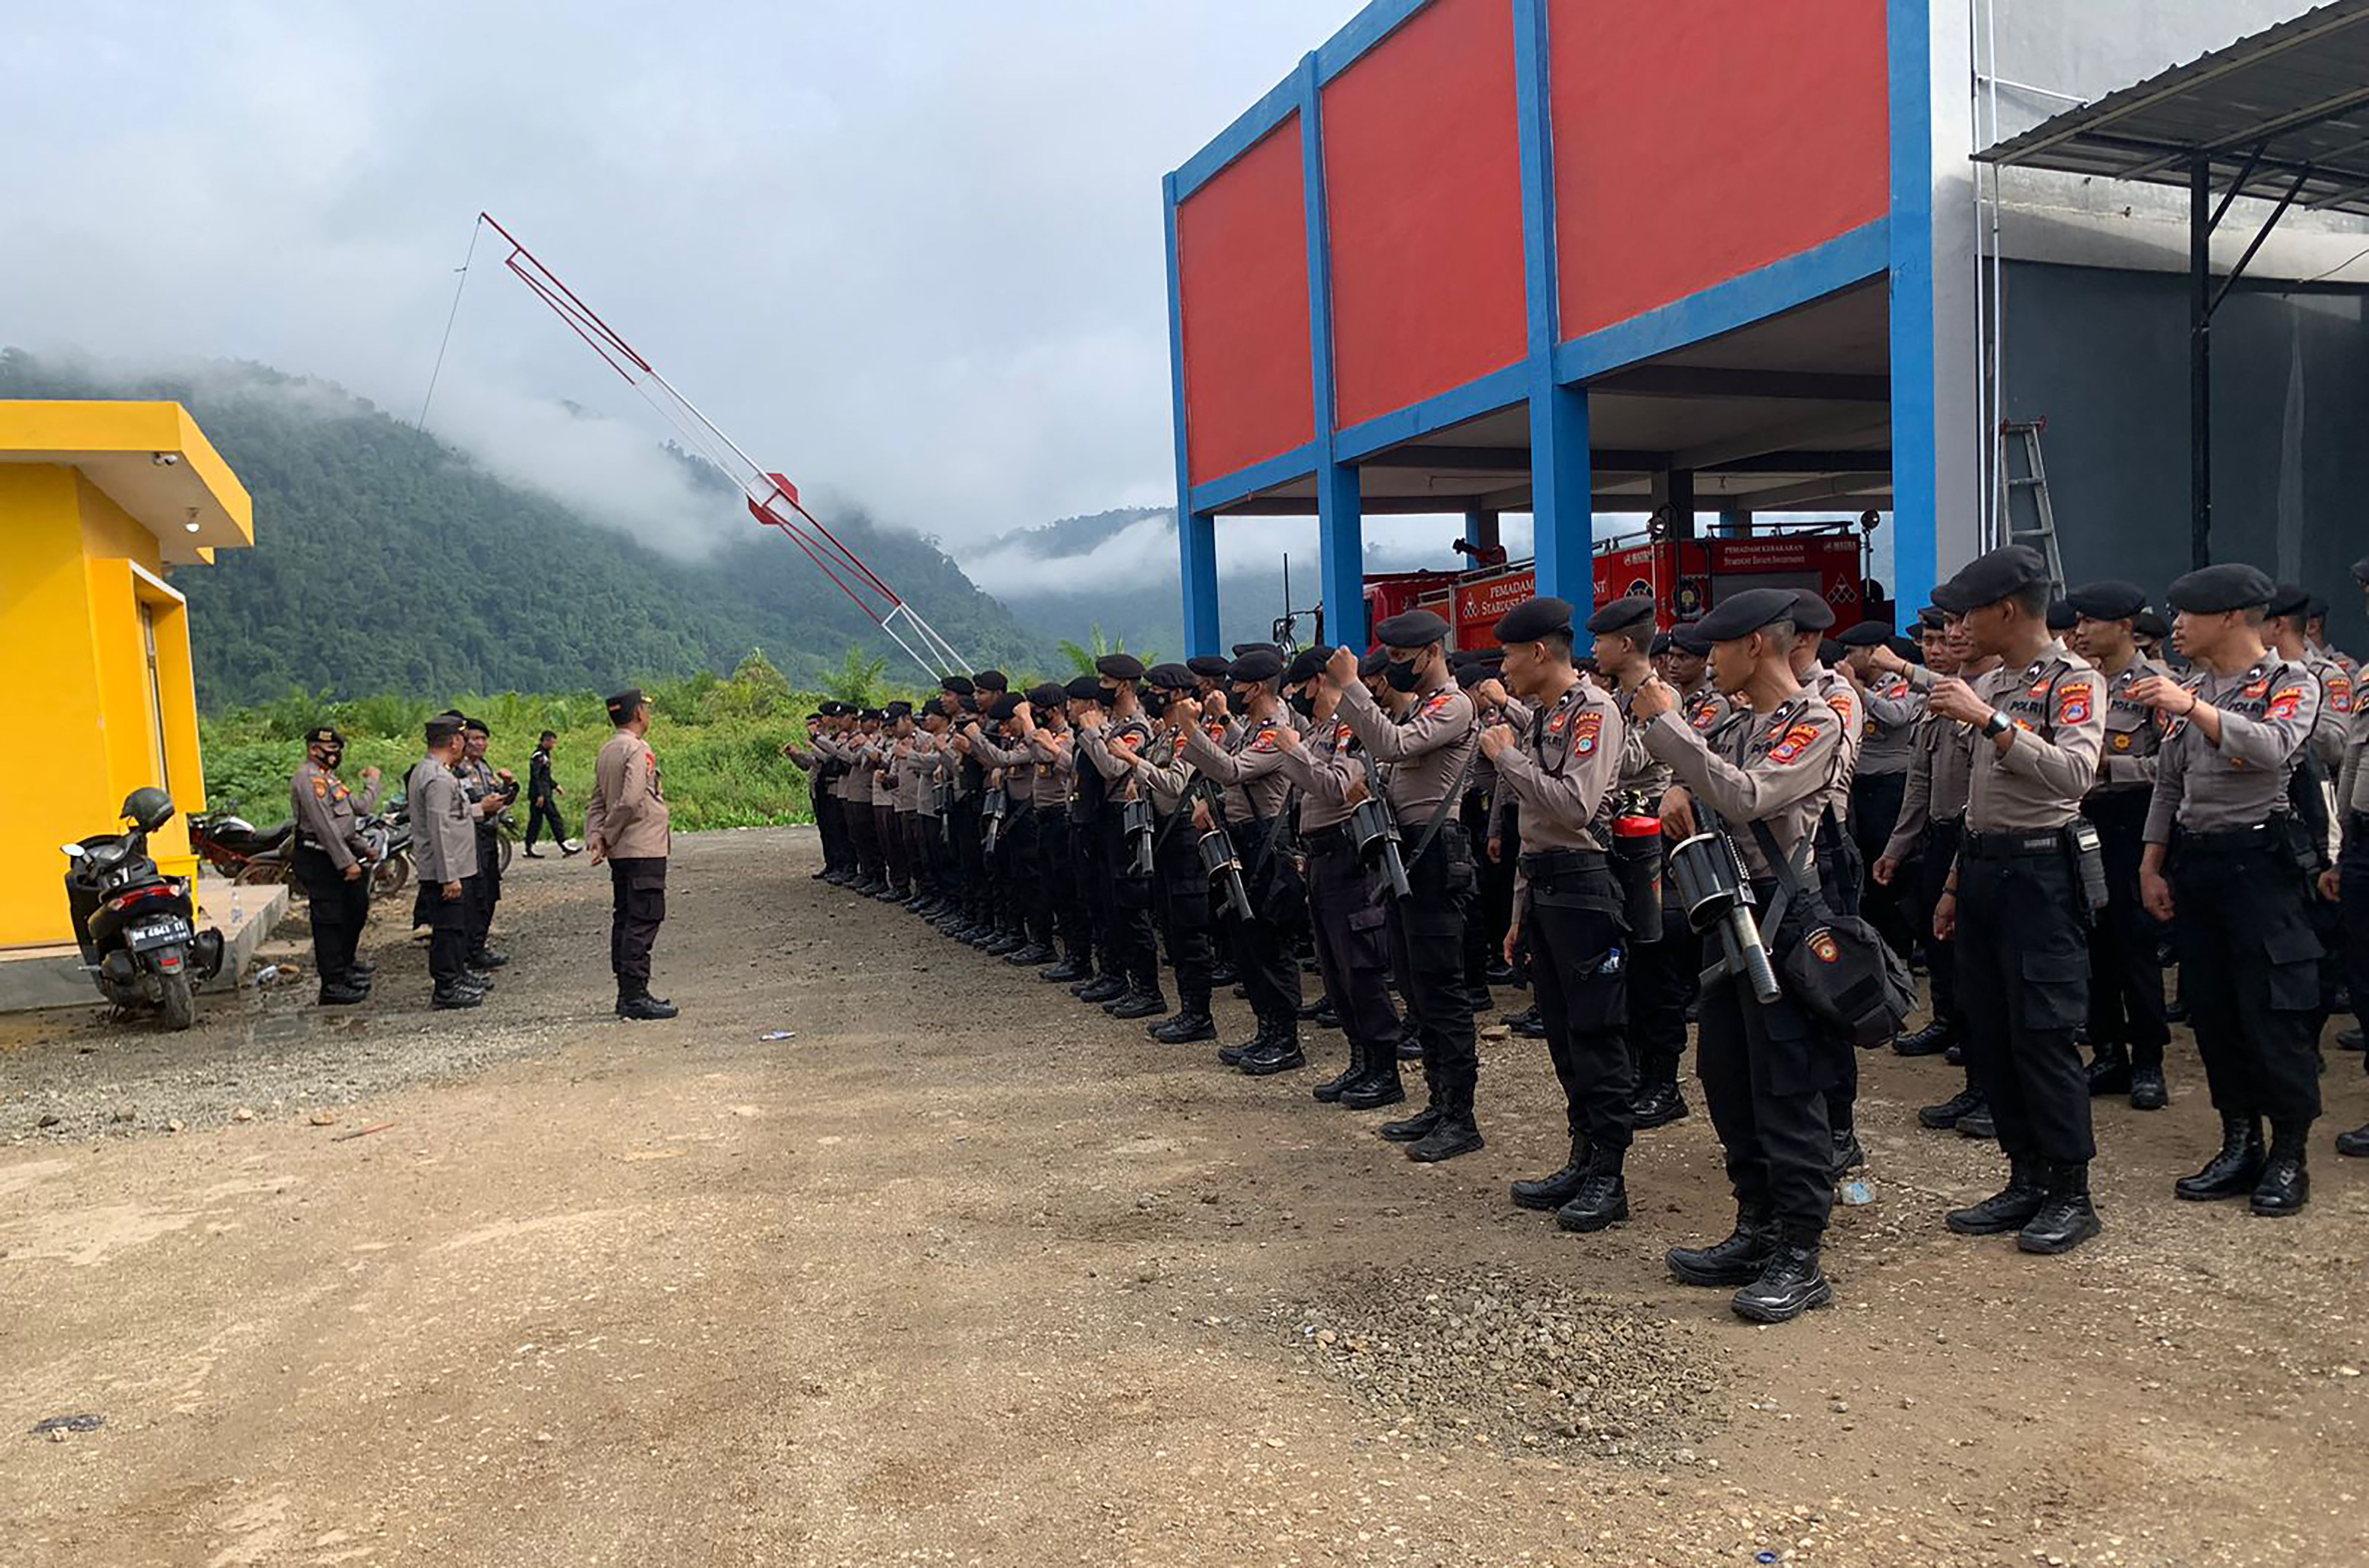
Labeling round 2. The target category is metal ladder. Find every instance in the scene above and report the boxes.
[1998,418,2065,589]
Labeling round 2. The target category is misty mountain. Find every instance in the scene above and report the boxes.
[1,350,1052,706]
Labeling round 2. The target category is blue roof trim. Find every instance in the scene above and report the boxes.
[1187,441,1321,513]
[1312,0,1435,85]
[1332,361,1528,464]
[1552,217,1890,384]
[1173,72,1303,201]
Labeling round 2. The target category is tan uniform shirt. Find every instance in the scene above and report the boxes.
[1181,709,1292,822]
[2305,648,2355,772]
[1882,705,1976,865]
[1802,663,1861,824]
[586,728,670,859]
[292,759,380,871]
[406,756,478,885]
[1645,692,1848,879]
[1024,728,1073,811]
[1336,677,1477,821]
[2091,654,2168,793]
[2144,656,2322,842]
[1963,641,2104,833]
[1273,716,1366,832]
[1127,724,1201,817]
[1494,680,1623,852]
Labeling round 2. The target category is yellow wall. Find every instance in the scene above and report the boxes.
[0,465,208,945]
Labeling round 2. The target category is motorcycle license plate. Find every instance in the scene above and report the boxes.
[129,917,192,952]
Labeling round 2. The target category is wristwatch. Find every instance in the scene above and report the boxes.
[1980,711,2012,740]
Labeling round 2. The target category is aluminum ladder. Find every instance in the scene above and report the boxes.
[1998,418,2065,589]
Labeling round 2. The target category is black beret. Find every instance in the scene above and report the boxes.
[604,688,646,721]
[1582,595,1653,638]
[2065,580,2146,622]
[2044,599,2076,632]
[858,708,884,722]
[1063,674,1104,702]
[1186,654,1232,678]
[435,708,467,721]
[816,701,842,716]
[1695,587,1799,642]
[1936,545,2049,613]
[1818,638,1846,666]
[1026,682,1068,708]
[1455,659,1505,691]
[1837,620,1893,648]
[462,716,490,735]
[1230,641,1280,657]
[1145,663,1196,691]
[919,703,950,723]
[1789,590,1837,632]
[304,725,344,746]
[1095,653,1145,682]
[1648,631,1673,657]
[961,695,982,714]
[2267,583,2310,620]
[1285,645,1334,684]
[1373,609,1450,648]
[987,693,1021,721]
[1228,648,1284,683]
[1915,605,1949,632]
[1889,635,1923,663]
[1671,622,1713,656]
[2134,609,2171,640]
[2167,563,2276,614]
[424,717,464,747]
[1358,648,1392,677]
[2307,594,2330,619]
[971,669,1009,692]
[885,701,913,718]
[1497,596,1577,644]
[2354,555,2369,587]
[940,674,975,695]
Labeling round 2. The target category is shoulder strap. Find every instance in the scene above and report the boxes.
[1405,733,1480,869]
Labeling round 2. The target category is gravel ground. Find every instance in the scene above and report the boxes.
[4,825,2367,1567]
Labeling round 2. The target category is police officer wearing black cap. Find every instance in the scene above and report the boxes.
[1874,606,1975,1074]
[1836,618,1919,964]
[2332,556,2369,1148]
[1631,587,1850,1322]
[290,725,381,1005]
[586,687,676,1020]
[1077,656,1167,1017]
[456,718,516,972]
[1325,610,1485,1160]
[1122,664,1221,1042]
[2064,580,2172,1110]
[408,716,481,1009]
[2131,563,2325,1210]
[1925,544,2106,1254]
[1482,596,1636,1229]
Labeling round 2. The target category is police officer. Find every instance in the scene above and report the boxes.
[1837,619,1919,963]
[456,718,516,971]
[1325,611,1483,1161]
[1078,654,1166,1018]
[1054,674,1120,996]
[1125,664,1221,1043]
[523,730,576,859]
[1481,596,1633,1230]
[2268,583,2353,1045]
[2332,553,2369,1152]
[585,688,677,1020]
[290,725,380,1005]
[1632,587,1849,1323]
[1874,610,1979,1093]
[1926,544,2106,1255]
[2065,581,2171,1111]
[407,716,481,1010]
[2133,564,2324,1212]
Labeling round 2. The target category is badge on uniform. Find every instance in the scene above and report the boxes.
[2268,684,2307,720]
[2112,731,2133,751]
[1767,721,1821,765]
[1690,703,1719,732]
[2056,681,2092,725]
[1824,693,1854,724]
[2333,675,2355,714]
[1423,692,1453,716]
[312,777,329,798]
[1571,712,1602,755]
[1807,928,1841,964]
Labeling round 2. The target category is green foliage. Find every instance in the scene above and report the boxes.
[1054,623,1160,677]
[0,348,1055,709]
[822,644,891,707]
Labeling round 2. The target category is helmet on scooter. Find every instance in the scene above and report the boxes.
[121,786,175,833]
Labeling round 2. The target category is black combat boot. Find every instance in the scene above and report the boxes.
[1731,1236,1834,1324]
[1217,1017,1269,1066]
[2017,1161,2102,1253]
[1077,973,1128,1005]
[2084,1042,2133,1097]
[1956,1101,1997,1140]
[432,984,482,1010]
[1828,1127,1867,1182]
[1918,1087,1984,1130]
[1892,1018,1954,1057]
[2250,1124,2311,1216]
[2174,1114,2264,1201]
[1042,954,1092,984]
[1630,1078,1690,1129]
[1666,1204,1776,1287]
[1510,1135,1588,1211]
[618,992,679,1021]
[2129,1063,2169,1111]
[1337,1047,1406,1111]
[1109,987,1166,1021]
[1944,1156,2045,1235]
[1406,1082,1482,1162]
[1004,942,1055,966]
[1312,1040,1365,1103]
[1377,1062,1441,1140]
[1150,1007,1216,1044]
[1395,1021,1424,1061]
[1239,1027,1306,1077]
[1553,1148,1629,1233]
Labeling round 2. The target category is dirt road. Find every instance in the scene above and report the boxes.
[5,827,2365,1566]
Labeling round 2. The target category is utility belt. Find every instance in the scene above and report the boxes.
[1302,820,1359,855]
[1961,827,2067,860]
[1964,820,2108,919]
[2174,818,2284,859]
[1518,846,1608,880]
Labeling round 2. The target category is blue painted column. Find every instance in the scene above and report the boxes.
[1511,0,1592,618]
[1164,171,1221,656]
[1299,54,1368,651]
[1885,0,1940,620]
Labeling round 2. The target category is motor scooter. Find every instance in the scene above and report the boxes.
[60,788,225,1030]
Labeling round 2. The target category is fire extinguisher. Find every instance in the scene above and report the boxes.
[1610,804,1665,944]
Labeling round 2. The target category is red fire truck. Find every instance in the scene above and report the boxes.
[1360,517,1885,651]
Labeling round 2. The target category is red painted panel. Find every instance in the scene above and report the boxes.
[1323,0,1527,430]
[1178,118,1313,486]
[1551,0,1889,339]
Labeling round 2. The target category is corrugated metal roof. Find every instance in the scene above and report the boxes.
[1978,0,2369,217]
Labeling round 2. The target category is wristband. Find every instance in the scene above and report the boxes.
[1981,711,2011,740]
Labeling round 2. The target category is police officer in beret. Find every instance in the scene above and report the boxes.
[1122,663,1222,1042]
[456,717,516,972]
[407,716,481,1009]
[1630,587,1850,1323]
[585,687,676,1020]
[1482,596,1636,1230]
[2131,564,2325,1210]
[2332,557,2369,1143]
[1325,610,1485,1160]
[1080,658,1167,1017]
[2065,580,2171,1110]
[1925,545,2106,1254]
[290,725,381,1005]
[1874,607,1976,1074]
[1837,618,1919,965]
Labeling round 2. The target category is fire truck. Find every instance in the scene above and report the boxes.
[1358,515,1888,651]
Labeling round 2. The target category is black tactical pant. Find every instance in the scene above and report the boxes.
[2344,815,2369,1047]
[1850,770,1912,961]
[846,794,881,883]
[1224,817,1302,1030]
[1695,884,1838,1241]
[1625,893,1694,1092]
[950,798,987,922]
[1153,818,1215,1015]
[902,815,934,899]
[607,856,667,999]
[1004,806,1045,942]
[1383,822,1477,1099]
[1815,817,1863,1133]
[1102,815,1161,995]
[812,791,846,873]
[293,844,370,987]
[525,795,570,852]
[2082,789,2168,1066]
[1073,812,1116,975]
[467,828,502,956]
[1523,852,1633,1153]
[1303,828,1399,1062]
[1462,788,1514,991]
[1908,819,1962,1037]
[2172,833,2323,1127]
[1957,837,2095,1166]
[1036,812,1089,960]
[413,881,470,991]
[881,806,911,894]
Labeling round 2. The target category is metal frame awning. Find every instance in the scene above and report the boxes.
[1978,0,2369,567]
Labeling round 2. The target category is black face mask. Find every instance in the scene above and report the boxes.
[1288,691,1317,718]
[1141,691,1170,719]
[1232,688,1259,711]
[1383,657,1422,693]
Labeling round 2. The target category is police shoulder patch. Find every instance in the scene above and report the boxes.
[2332,674,2355,714]
[1767,721,1822,765]
[1423,692,1455,716]
[2268,683,2308,720]
[1689,702,1720,732]
[1251,730,1280,753]
[2056,681,2093,725]
[1571,711,1603,756]
[312,777,329,798]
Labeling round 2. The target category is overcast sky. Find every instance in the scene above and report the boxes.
[3,1,1365,552]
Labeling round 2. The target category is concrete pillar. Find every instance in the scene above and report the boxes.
[1716,505,1754,537]
[1178,509,1221,656]
[1651,468,1697,539]
[1463,508,1502,554]
[1530,381,1593,607]
[1317,464,1368,650]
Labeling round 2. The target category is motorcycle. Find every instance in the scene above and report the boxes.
[188,807,294,883]
[365,803,413,899]
[60,787,226,1030]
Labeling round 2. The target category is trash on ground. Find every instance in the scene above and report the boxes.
[330,1120,397,1142]
[30,1414,104,1435]
[759,1030,796,1041]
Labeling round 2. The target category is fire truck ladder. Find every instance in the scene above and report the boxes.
[1998,418,2066,591]
[465,213,969,680]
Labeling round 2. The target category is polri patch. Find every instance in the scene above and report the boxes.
[1767,721,1822,765]
[2056,682,2092,725]
[1571,712,1603,756]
